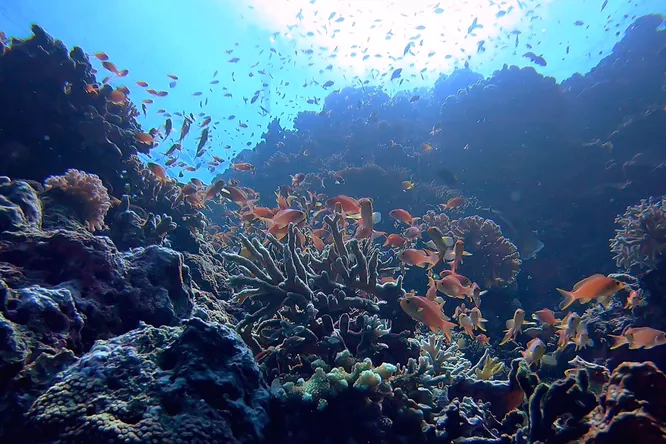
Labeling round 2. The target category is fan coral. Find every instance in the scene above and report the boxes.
[423,212,521,287]
[611,196,666,273]
[44,169,111,231]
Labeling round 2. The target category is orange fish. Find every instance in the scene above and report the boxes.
[326,195,360,213]
[147,163,167,181]
[450,239,465,275]
[223,186,252,207]
[107,89,126,105]
[500,309,534,346]
[398,249,439,269]
[355,198,374,240]
[470,307,487,331]
[203,180,226,202]
[624,289,646,311]
[135,133,154,145]
[384,233,407,248]
[476,334,490,344]
[610,327,666,350]
[434,275,475,299]
[94,52,109,61]
[269,208,306,228]
[389,209,419,225]
[136,81,149,87]
[101,61,120,75]
[459,314,475,337]
[522,338,546,366]
[532,308,560,326]
[231,163,255,172]
[557,274,627,310]
[441,196,466,210]
[311,232,326,251]
[400,294,456,341]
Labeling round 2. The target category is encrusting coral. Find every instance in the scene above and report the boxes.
[611,196,666,274]
[44,168,111,231]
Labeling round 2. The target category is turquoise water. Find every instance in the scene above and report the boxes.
[1,0,664,182]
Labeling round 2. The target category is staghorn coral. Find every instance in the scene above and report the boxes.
[423,212,521,287]
[611,196,666,273]
[44,169,111,232]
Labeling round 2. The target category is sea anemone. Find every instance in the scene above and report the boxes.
[611,196,666,273]
[44,169,111,231]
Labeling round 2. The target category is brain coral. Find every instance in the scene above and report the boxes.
[44,169,111,231]
[611,196,666,273]
[25,318,269,444]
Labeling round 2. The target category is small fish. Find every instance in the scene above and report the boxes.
[522,338,546,366]
[624,289,646,311]
[601,0,608,12]
[389,209,419,225]
[523,52,547,66]
[147,162,167,181]
[557,274,627,310]
[164,118,173,139]
[136,81,149,87]
[573,321,594,351]
[107,89,126,105]
[459,314,475,337]
[609,327,666,350]
[354,198,374,240]
[423,143,434,152]
[398,249,439,269]
[322,80,334,88]
[197,127,209,153]
[164,143,180,156]
[441,196,465,210]
[500,309,534,345]
[94,52,109,61]
[426,227,454,259]
[409,95,420,102]
[135,133,154,145]
[403,226,421,240]
[400,294,456,341]
[291,173,306,186]
[326,195,360,213]
[228,57,240,63]
[167,74,179,80]
[574,20,584,26]
[390,68,402,80]
[470,307,487,331]
[401,180,415,191]
[532,308,560,326]
[230,162,255,172]
[384,233,407,248]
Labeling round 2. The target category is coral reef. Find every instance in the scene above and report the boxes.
[44,169,112,231]
[25,318,268,444]
[423,212,522,288]
[582,361,666,443]
[611,196,666,274]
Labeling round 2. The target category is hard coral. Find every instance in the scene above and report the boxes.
[44,169,111,231]
[582,361,666,443]
[611,196,666,273]
[423,212,521,287]
[25,318,269,444]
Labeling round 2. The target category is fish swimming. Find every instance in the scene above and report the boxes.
[557,274,627,310]
[609,327,666,350]
[400,294,455,341]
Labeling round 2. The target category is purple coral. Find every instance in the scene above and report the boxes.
[44,169,111,231]
[611,196,666,273]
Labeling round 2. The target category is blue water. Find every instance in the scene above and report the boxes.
[1,0,664,183]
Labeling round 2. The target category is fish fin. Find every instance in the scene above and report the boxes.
[462,251,472,256]
[522,320,537,326]
[505,319,515,329]
[579,297,592,304]
[417,307,424,312]
[557,288,576,310]
[609,334,628,350]
[599,296,613,309]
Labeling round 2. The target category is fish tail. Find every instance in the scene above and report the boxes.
[609,334,628,350]
[499,329,513,346]
[556,288,576,310]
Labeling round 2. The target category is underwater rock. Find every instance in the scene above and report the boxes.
[0,177,43,232]
[24,318,269,443]
[581,361,666,443]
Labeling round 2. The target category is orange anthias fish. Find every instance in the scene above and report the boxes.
[268,208,306,228]
[557,274,628,310]
[355,198,374,240]
[231,162,255,172]
[450,239,465,275]
[389,209,419,225]
[398,249,439,269]
[147,162,168,182]
[532,308,560,326]
[384,233,407,248]
[522,338,546,366]
[326,195,360,213]
[609,327,666,350]
[441,196,466,210]
[459,314,475,337]
[400,294,456,341]
[500,308,534,345]
[435,274,475,299]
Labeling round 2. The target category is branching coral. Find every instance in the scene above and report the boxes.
[423,212,521,287]
[611,196,666,273]
[44,169,111,231]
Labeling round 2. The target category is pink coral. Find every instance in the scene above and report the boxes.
[611,196,666,274]
[44,169,111,231]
